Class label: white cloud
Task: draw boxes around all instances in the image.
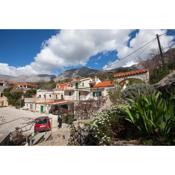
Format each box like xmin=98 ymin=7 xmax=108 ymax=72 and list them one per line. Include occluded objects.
xmin=104 ymin=29 xmax=175 ymax=69
xmin=0 ymin=29 xmax=174 ymax=76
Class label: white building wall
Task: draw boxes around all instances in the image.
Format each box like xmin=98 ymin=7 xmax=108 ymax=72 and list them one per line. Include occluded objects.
xmin=36 ymin=90 xmax=64 ymax=101
xmin=35 ymin=103 xmax=51 ymax=113
xmin=36 ymin=90 xmax=55 ymax=99
xmin=79 ymin=79 xmax=91 ymax=88
xmin=64 ymin=91 xmax=76 ymax=101
xmin=53 ymin=90 xmax=64 ymax=100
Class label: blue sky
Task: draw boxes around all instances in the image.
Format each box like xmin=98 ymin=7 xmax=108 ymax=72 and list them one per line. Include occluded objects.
xmin=0 ymin=30 xmax=57 ymax=67
xmin=0 ymin=29 xmax=119 ymax=71
xmin=0 ymin=29 xmax=175 ymax=76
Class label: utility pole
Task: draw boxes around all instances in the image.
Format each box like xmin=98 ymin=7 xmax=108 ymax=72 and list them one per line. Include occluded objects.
xmin=156 ymin=34 xmax=164 ymax=65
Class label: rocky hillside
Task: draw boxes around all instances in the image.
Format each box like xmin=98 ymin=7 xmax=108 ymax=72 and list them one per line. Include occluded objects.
xmin=54 ymin=67 xmax=100 ymax=81
xmin=137 ymin=48 xmax=175 ymax=84
xmin=154 ymin=70 xmax=175 ymax=96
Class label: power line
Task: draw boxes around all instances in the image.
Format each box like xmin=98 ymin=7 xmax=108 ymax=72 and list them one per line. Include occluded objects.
xmin=158 ymin=33 xmax=175 ymax=52
xmin=163 ymin=44 xmax=175 ymax=51
xmin=117 ymin=37 xmax=156 ymax=62
xmin=134 ymin=40 xmax=158 ymax=62
xmin=116 ymin=32 xmax=168 ymax=63
xmin=107 ymin=32 xmax=170 ymax=69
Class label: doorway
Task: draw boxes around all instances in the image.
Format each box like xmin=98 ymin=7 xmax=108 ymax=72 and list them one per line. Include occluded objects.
xmin=40 ymin=106 xmax=44 ymax=113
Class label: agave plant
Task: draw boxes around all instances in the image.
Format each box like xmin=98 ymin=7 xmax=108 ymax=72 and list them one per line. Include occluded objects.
xmin=122 ymin=92 xmax=175 ymax=140
xmin=122 ymin=83 xmax=156 ymax=101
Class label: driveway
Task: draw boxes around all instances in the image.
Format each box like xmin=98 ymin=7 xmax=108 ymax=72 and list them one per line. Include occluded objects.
xmin=0 ymin=106 xmax=58 ymax=143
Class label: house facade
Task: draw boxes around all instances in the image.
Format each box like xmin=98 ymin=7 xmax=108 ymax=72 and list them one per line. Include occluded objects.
xmin=14 ymin=82 xmax=38 ymax=91
xmin=56 ymin=77 xmax=101 ymax=101
xmin=24 ymin=89 xmax=74 ymax=114
xmin=91 ymin=80 xmax=115 ymax=100
xmin=24 ymin=77 xmax=102 ymax=114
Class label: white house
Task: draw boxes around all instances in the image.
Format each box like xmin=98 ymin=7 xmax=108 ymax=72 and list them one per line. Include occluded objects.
xmin=24 ymin=76 xmax=104 ymax=114
xmin=56 ymin=76 xmax=101 ymax=101
xmin=91 ymin=80 xmax=115 ymax=100
xmin=24 ymin=88 xmax=74 ymax=114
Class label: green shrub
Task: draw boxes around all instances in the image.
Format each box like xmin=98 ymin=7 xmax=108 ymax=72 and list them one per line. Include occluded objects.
xmin=3 ymin=88 xmax=24 ymax=108
xmin=127 ymin=78 xmax=145 ymax=85
xmin=122 ymin=92 xmax=175 ymax=143
xmin=87 ymin=105 xmax=135 ymax=145
xmin=24 ymin=89 xmax=36 ymax=97
xmin=68 ymin=104 xmax=140 ymax=145
xmin=122 ymin=83 xmax=156 ymax=101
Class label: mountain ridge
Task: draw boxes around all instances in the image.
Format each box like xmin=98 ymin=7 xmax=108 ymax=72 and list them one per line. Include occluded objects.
xmin=0 ymin=66 xmax=143 ymax=82
xmin=0 ymin=74 xmax=56 ymax=82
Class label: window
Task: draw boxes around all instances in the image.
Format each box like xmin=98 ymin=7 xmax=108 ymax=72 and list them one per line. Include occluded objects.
xmin=35 ymin=118 xmax=48 ymax=124
xmin=75 ymin=83 xmax=78 ymax=89
xmin=98 ymin=91 xmax=102 ymax=97
xmin=61 ymin=94 xmax=64 ymax=99
xmin=49 ymin=94 xmax=52 ymax=98
xmin=69 ymin=92 xmax=72 ymax=96
xmin=82 ymin=82 xmax=84 ymax=87
xmin=93 ymin=91 xmax=102 ymax=97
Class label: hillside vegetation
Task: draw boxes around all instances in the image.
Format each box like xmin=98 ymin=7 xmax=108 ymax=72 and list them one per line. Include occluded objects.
xmin=140 ymin=48 xmax=175 ymax=84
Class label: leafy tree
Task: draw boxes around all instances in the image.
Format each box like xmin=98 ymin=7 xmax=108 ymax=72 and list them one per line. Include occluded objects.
xmin=3 ymin=87 xmax=12 ymax=97
xmin=24 ymin=89 xmax=36 ymax=97
xmin=3 ymin=88 xmax=24 ymax=108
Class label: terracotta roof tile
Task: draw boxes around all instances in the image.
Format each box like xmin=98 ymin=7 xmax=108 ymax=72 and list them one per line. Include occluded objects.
xmin=56 ymin=83 xmax=70 ymax=90
xmin=94 ymin=80 xmax=114 ymax=88
xmin=114 ymin=69 xmax=148 ymax=78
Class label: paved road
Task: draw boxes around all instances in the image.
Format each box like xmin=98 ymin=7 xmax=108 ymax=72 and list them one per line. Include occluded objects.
xmin=0 ymin=107 xmax=58 ymax=142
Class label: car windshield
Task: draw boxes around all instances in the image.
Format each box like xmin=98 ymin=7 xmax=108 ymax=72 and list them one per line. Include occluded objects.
xmin=36 ymin=118 xmax=48 ymax=124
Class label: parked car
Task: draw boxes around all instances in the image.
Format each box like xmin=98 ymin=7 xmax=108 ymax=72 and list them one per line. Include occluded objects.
xmin=34 ymin=116 xmax=51 ymax=133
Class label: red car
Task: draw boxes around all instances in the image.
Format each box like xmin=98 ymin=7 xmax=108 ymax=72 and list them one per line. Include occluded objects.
xmin=34 ymin=116 xmax=51 ymax=133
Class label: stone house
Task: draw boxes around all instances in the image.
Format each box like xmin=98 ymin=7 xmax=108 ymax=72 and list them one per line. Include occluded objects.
xmin=114 ymin=69 xmax=149 ymax=85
